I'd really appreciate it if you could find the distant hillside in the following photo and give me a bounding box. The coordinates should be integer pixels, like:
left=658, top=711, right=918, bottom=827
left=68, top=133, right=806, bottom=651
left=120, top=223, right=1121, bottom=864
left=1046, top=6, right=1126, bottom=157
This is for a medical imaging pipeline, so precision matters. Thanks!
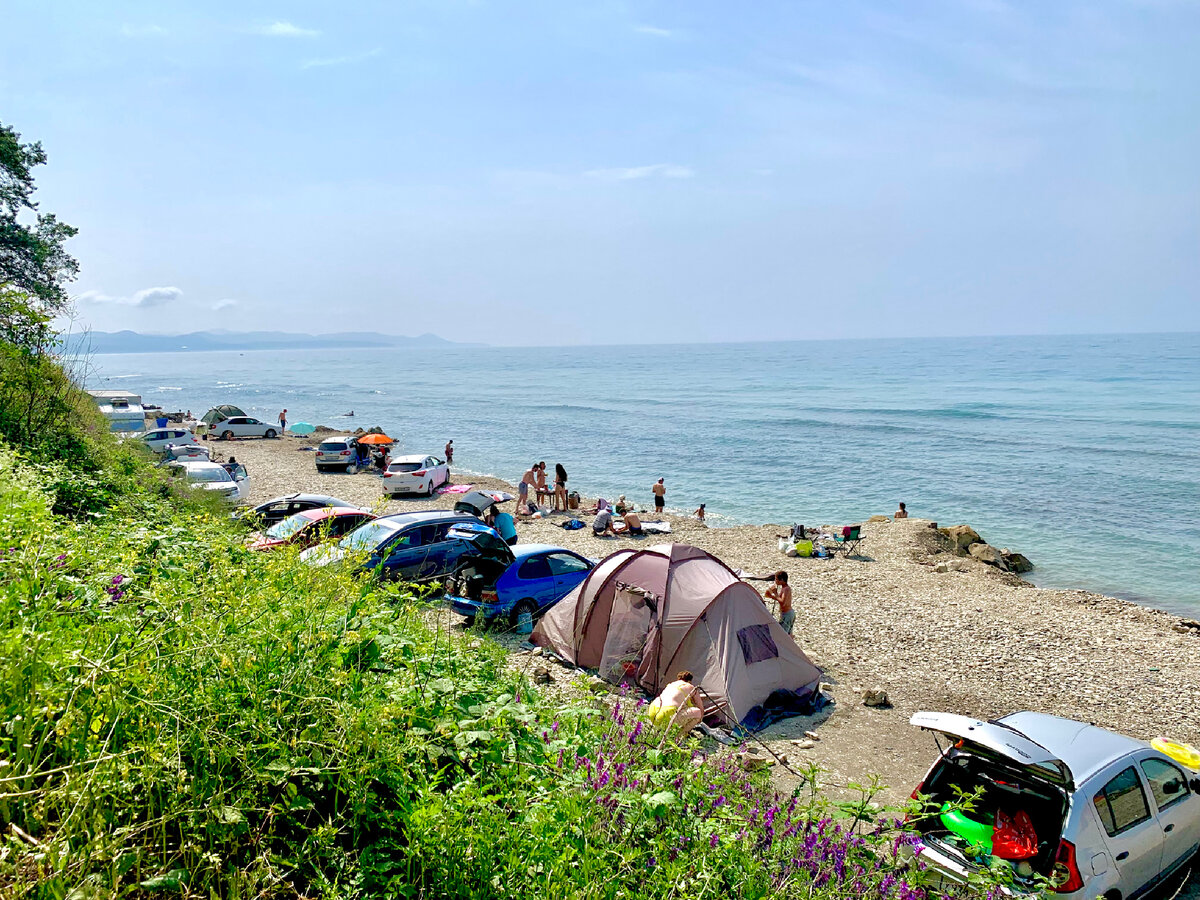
left=62, top=330, right=477, bottom=354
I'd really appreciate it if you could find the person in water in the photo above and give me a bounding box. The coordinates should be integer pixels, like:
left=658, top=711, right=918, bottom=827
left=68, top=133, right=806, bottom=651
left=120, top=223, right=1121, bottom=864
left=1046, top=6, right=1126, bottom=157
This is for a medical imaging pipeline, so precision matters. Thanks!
left=694, top=503, right=706, bottom=522
left=444, top=440, right=454, bottom=464
left=895, top=502, right=908, bottom=519
left=647, top=671, right=704, bottom=735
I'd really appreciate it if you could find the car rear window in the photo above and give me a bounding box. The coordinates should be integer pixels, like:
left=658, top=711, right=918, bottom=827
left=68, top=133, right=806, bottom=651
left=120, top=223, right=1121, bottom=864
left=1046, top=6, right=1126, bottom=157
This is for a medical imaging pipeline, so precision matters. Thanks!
left=389, top=462, right=423, bottom=473
left=319, top=442, right=348, bottom=452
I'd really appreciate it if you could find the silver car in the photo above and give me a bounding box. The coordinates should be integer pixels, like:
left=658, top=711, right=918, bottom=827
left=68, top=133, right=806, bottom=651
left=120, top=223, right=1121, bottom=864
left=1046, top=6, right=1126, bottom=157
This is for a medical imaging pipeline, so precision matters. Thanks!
left=910, top=711, right=1200, bottom=899
left=213, top=416, right=278, bottom=440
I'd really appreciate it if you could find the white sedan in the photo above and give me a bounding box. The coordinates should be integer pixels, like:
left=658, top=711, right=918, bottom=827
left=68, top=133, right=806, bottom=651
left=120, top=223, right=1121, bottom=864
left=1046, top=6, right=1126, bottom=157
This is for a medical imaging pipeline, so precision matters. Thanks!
left=382, top=455, right=450, bottom=497
left=168, top=461, right=251, bottom=502
left=139, top=427, right=201, bottom=454
left=213, top=417, right=279, bottom=440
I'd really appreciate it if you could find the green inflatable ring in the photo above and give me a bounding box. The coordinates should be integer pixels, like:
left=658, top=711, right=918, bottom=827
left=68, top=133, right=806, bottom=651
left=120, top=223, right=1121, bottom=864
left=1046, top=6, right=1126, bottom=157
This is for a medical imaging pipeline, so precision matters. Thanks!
left=940, top=804, right=993, bottom=854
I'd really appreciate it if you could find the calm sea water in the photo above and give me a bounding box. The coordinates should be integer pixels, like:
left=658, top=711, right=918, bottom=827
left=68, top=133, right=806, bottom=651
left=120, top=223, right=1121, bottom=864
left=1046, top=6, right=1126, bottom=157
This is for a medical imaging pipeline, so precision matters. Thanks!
left=88, top=333, right=1200, bottom=615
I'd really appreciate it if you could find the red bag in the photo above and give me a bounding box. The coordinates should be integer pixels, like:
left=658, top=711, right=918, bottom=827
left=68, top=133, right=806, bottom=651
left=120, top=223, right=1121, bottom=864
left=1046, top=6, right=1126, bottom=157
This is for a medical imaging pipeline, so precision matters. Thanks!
left=992, top=809, right=1038, bottom=860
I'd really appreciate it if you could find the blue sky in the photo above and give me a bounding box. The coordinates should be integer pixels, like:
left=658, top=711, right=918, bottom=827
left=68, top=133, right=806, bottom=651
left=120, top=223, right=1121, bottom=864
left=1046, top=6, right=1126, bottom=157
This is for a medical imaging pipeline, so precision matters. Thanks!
left=4, top=0, right=1199, bottom=345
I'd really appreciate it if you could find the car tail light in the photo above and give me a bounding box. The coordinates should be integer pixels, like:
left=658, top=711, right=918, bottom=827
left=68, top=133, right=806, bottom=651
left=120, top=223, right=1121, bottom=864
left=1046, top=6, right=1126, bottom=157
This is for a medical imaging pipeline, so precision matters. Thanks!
left=904, top=780, right=927, bottom=823
left=481, top=590, right=498, bottom=604
left=340, top=450, right=350, bottom=456
left=382, top=472, right=393, bottom=478
left=411, top=469, right=426, bottom=477
left=1050, top=840, right=1084, bottom=893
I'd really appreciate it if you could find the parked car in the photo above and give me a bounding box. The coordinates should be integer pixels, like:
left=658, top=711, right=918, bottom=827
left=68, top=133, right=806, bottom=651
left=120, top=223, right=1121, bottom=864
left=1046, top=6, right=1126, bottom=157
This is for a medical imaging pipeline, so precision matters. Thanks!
left=382, top=454, right=450, bottom=496
left=448, top=544, right=593, bottom=625
left=249, top=507, right=377, bottom=552
left=909, top=711, right=1200, bottom=899
left=301, top=510, right=504, bottom=582
left=213, top=416, right=279, bottom=440
left=139, top=427, right=201, bottom=454
left=315, top=436, right=367, bottom=472
left=168, top=460, right=250, bottom=502
left=238, top=493, right=360, bottom=527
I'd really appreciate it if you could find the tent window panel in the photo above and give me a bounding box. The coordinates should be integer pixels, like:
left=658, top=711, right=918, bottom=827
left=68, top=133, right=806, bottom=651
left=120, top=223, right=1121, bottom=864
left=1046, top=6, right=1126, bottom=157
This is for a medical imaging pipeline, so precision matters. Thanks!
left=737, top=624, right=779, bottom=665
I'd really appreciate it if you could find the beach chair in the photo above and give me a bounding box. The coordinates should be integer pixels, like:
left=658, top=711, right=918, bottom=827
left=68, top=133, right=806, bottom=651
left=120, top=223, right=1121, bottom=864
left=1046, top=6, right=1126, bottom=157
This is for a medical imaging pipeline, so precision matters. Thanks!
left=834, top=525, right=863, bottom=557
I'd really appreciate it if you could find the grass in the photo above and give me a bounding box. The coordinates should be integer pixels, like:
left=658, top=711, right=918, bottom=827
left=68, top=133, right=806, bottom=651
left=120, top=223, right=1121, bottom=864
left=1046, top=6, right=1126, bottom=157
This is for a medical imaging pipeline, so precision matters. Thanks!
left=0, top=441, right=1027, bottom=899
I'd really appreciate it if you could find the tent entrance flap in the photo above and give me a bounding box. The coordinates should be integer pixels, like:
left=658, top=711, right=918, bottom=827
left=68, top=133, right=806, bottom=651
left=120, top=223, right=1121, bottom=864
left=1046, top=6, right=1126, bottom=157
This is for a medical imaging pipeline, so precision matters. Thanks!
left=599, top=587, right=655, bottom=685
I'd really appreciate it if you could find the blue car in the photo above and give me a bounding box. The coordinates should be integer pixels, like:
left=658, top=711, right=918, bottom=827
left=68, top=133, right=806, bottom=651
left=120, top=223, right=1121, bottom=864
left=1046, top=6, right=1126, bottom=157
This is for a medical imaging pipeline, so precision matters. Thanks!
left=301, top=510, right=510, bottom=582
left=449, top=544, right=594, bottom=625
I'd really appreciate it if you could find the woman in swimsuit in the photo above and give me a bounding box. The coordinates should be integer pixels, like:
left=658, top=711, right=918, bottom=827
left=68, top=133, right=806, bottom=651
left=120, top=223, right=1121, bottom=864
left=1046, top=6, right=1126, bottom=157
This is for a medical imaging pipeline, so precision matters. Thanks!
left=554, top=463, right=568, bottom=511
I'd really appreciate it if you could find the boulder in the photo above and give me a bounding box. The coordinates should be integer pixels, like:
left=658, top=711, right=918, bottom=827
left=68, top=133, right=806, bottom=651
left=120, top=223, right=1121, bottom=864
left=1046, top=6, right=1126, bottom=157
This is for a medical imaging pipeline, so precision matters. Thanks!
left=867, top=515, right=890, bottom=524
left=1000, top=550, right=1034, bottom=573
left=939, top=525, right=983, bottom=552
left=968, top=542, right=1008, bottom=569
left=533, top=666, right=553, bottom=684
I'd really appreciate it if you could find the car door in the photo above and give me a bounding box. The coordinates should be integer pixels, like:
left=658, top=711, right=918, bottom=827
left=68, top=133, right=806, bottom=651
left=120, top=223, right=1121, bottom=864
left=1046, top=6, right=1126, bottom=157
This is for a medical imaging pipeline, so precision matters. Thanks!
left=514, top=555, right=556, bottom=608
left=1090, top=763, right=1164, bottom=897
left=382, top=525, right=437, bottom=578
left=430, top=457, right=448, bottom=486
left=240, top=417, right=264, bottom=437
left=144, top=430, right=167, bottom=450
left=1139, top=755, right=1200, bottom=880
left=546, top=552, right=592, bottom=602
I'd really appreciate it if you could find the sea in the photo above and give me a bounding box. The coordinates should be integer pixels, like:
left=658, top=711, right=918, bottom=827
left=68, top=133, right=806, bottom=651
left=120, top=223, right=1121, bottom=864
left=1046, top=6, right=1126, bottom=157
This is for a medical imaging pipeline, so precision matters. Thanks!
left=87, top=332, right=1200, bottom=616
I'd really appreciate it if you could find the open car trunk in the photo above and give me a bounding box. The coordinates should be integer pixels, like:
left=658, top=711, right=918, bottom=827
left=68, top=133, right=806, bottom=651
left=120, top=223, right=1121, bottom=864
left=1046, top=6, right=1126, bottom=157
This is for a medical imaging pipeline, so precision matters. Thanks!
left=910, top=713, right=1071, bottom=887
left=443, top=524, right=514, bottom=596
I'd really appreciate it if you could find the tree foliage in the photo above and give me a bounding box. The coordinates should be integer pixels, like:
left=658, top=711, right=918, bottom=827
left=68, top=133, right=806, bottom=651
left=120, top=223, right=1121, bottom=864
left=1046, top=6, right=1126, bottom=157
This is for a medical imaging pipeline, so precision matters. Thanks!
left=0, top=121, right=78, bottom=315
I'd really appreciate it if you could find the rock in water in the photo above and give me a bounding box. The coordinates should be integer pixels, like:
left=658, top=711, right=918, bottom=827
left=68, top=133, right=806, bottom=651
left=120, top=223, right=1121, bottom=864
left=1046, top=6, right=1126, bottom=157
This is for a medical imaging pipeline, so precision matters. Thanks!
left=968, top=542, right=1008, bottom=569
left=940, top=525, right=983, bottom=552
left=1001, top=550, right=1034, bottom=573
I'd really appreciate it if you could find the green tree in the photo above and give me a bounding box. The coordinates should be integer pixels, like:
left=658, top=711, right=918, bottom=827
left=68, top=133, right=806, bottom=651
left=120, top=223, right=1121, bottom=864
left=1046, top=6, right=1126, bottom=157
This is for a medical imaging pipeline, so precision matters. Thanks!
left=0, top=120, right=79, bottom=315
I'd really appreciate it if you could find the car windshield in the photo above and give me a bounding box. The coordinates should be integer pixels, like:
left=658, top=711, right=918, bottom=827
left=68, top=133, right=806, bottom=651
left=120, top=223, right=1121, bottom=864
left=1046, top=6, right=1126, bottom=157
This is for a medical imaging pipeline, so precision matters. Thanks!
left=265, top=514, right=312, bottom=540
left=188, top=467, right=232, bottom=483
left=338, top=519, right=401, bottom=552
left=389, top=462, right=422, bottom=472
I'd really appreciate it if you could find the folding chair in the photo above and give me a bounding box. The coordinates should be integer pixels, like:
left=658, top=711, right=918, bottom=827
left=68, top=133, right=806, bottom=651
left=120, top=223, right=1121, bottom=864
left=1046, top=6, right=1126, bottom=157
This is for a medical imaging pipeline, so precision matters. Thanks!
left=834, top=525, right=863, bottom=557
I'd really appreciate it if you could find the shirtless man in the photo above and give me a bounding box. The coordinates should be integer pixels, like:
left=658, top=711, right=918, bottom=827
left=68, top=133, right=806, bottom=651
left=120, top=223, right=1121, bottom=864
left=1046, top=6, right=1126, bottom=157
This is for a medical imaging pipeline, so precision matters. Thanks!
left=535, top=462, right=551, bottom=504
left=647, top=671, right=704, bottom=734
left=519, top=463, right=538, bottom=513
left=652, top=478, right=666, bottom=513
left=616, top=510, right=642, bottom=536
left=764, top=570, right=794, bottom=634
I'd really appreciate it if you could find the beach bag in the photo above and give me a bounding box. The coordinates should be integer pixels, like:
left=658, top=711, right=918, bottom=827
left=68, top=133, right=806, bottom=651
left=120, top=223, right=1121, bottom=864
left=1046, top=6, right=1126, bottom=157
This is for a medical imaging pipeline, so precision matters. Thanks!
left=561, top=518, right=585, bottom=530
left=778, top=537, right=798, bottom=557
left=794, top=540, right=814, bottom=558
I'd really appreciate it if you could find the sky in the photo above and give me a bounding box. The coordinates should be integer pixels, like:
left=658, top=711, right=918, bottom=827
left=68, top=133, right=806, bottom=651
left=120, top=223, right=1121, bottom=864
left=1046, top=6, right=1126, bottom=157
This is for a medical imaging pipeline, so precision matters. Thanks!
left=3, top=0, right=1199, bottom=346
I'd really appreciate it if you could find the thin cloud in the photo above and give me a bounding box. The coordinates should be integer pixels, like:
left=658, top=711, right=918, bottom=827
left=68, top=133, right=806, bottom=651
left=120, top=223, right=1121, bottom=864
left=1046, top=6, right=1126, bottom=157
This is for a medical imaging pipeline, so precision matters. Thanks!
left=77, top=286, right=182, bottom=308
left=212, top=298, right=239, bottom=311
left=585, top=164, right=696, bottom=181
left=120, top=23, right=167, bottom=38
left=634, top=25, right=675, bottom=37
left=302, top=48, right=383, bottom=69
left=254, top=21, right=319, bottom=38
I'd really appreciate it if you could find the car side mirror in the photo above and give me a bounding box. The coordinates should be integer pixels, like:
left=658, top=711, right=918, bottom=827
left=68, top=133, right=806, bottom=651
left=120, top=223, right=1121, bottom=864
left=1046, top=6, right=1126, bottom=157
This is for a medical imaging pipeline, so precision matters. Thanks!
left=1190, top=778, right=1200, bottom=794
left=1163, top=779, right=1183, bottom=795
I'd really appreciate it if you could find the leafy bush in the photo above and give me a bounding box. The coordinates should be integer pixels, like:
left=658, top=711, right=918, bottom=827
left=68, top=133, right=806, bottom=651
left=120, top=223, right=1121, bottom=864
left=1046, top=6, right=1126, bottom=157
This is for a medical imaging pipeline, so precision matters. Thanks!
left=0, top=450, right=1020, bottom=899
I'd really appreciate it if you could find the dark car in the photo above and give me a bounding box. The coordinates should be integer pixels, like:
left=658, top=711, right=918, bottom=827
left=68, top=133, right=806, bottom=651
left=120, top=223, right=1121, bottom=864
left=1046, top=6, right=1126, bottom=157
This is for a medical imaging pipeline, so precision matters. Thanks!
left=301, top=510, right=509, bottom=582
left=238, top=493, right=360, bottom=527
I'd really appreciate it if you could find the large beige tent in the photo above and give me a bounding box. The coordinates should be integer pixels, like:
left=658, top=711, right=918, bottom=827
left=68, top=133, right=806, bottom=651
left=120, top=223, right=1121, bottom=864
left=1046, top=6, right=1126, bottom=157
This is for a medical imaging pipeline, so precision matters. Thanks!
left=533, top=543, right=823, bottom=727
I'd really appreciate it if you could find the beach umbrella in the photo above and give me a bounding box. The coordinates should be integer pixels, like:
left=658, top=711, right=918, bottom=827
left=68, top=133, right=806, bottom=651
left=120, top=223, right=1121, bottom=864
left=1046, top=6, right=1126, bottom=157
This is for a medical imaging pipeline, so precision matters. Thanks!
left=357, top=433, right=394, bottom=445
left=288, top=422, right=316, bottom=435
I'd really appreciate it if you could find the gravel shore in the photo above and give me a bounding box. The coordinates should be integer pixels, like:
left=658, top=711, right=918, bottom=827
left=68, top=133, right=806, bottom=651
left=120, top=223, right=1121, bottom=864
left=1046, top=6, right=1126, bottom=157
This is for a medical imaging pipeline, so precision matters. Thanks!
left=219, top=435, right=1200, bottom=809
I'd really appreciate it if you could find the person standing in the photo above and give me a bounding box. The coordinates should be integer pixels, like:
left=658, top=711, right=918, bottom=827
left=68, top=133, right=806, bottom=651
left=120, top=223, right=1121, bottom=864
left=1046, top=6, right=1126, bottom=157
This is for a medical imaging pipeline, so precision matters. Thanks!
left=279, top=409, right=287, bottom=433
left=519, top=462, right=538, bottom=514
left=554, top=463, right=568, bottom=511
left=445, top=440, right=454, bottom=464
left=764, top=570, right=794, bottom=634
left=652, top=478, right=666, bottom=514
left=535, top=462, right=551, bottom=505
left=694, top=503, right=706, bottom=522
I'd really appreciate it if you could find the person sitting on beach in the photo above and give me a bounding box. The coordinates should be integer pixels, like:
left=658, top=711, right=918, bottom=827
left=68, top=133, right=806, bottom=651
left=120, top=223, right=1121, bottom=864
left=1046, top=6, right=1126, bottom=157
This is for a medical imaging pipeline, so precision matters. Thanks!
left=694, top=503, right=706, bottom=522
left=519, top=463, right=538, bottom=513
left=616, top=510, right=643, bottom=536
left=592, top=507, right=617, bottom=536
left=535, top=462, right=551, bottom=505
left=894, top=502, right=908, bottom=520
left=764, top=570, right=794, bottom=634
left=646, top=671, right=704, bottom=735
left=614, top=495, right=628, bottom=515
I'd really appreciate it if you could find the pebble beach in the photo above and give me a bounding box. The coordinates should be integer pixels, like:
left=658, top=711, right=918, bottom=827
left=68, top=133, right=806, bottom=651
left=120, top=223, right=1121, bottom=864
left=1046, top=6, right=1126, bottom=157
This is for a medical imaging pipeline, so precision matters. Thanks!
left=220, top=433, right=1200, bottom=809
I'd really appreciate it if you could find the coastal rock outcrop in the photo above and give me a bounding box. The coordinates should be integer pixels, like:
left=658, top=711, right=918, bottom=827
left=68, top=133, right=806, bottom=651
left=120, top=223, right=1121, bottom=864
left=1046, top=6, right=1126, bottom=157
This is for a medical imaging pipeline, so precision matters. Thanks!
left=940, top=525, right=982, bottom=552
left=968, top=542, right=1008, bottom=569
left=1000, top=549, right=1034, bottom=573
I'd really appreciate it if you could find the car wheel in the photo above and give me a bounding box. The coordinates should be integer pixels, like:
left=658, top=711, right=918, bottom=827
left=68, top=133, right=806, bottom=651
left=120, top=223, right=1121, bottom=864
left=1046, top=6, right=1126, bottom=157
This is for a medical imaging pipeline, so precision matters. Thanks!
left=347, top=464, right=357, bottom=475
left=221, top=430, right=234, bottom=441
left=264, top=428, right=277, bottom=439
left=316, top=465, right=328, bottom=472
left=510, top=599, right=537, bottom=627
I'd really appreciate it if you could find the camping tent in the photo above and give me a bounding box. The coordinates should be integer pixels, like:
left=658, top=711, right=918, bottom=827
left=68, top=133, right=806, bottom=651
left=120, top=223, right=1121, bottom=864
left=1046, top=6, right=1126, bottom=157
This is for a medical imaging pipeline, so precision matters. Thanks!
left=201, top=405, right=246, bottom=426
left=533, top=543, right=822, bottom=728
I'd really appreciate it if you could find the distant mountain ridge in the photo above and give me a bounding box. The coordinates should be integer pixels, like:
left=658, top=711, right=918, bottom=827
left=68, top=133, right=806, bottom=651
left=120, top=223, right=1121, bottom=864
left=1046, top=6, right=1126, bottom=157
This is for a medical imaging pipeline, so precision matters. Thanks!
left=63, top=330, right=475, bottom=354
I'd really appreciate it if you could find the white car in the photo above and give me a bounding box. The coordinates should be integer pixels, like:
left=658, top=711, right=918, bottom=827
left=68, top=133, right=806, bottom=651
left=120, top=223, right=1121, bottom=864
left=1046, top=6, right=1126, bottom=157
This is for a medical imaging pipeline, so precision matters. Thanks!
left=139, top=427, right=201, bottom=454
left=168, top=461, right=251, bottom=502
left=315, top=436, right=366, bottom=472
left=382, top=454, right=450, bottom=497
left=213, top=417, right=279, bottom=440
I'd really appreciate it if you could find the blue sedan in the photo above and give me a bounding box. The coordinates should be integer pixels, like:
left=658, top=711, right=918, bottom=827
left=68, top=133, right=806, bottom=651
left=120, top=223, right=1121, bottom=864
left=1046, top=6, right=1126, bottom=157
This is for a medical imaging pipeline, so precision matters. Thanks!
left=449, top=544, right=593, bottom=625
